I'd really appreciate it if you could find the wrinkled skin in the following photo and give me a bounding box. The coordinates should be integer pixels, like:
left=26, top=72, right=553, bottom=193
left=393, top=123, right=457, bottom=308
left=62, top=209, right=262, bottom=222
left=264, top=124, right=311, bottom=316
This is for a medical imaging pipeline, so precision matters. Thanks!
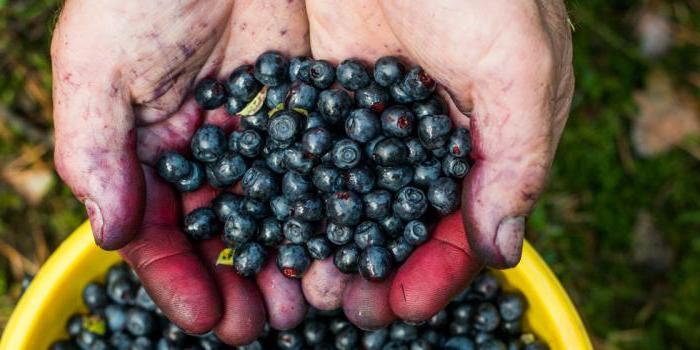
left=52, top=0, right=573, bottom=343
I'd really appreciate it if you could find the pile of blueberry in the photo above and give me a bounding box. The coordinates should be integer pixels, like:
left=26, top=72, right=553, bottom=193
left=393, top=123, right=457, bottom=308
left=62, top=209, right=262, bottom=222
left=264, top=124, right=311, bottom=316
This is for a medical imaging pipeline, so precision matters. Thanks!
left=156, top=51, right=472, bottom=281
left=50, top=262, right=548, bottom=350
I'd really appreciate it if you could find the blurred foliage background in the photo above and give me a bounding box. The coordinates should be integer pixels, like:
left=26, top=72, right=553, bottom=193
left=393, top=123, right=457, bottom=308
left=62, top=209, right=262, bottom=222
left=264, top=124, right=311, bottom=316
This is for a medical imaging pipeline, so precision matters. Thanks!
left=0, top=0, right=699, bottom=349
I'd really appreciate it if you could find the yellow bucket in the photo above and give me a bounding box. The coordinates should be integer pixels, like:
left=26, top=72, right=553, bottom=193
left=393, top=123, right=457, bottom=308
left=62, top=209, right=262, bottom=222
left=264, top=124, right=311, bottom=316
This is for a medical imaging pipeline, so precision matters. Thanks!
left=1, top=221, right=593, bottom=349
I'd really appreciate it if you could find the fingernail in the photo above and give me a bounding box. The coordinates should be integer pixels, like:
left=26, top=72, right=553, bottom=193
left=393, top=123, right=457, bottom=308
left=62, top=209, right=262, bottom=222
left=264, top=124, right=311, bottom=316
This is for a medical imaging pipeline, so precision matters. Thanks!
left=84, top=199, right=104, bottom=245
left=495, top=216, right=525, bottom=268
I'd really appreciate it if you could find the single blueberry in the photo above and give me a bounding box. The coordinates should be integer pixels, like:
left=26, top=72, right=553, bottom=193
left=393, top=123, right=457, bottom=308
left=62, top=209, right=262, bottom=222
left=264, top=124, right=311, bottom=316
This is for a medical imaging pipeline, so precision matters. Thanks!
left=191, top=124, right=227, bottom=162
left=401, top=66, right=436, bottom=100
left=266, top=148, right=288, bottom=173
left=405, top=138, right=428, bottom=164
left=306, top=111, right=327, bottom=130
left=282, top=171, right=313, bottom=201
left=372, top=137, right=409, bottom=166
left=241, top=106, right=269, bottom=131
left=103, top=306, right=127, bottom=335
left=241, top=198, right=270, bottom=219
left=418, top=114, right=452, bottom=150
left=381, top=106, right=415, bottom=138
left=326, top=191, right=363, bottom=226
left=134, top=286, right=155, bottom=311
left=326, top=222, right=354, bottom=246
left=480, top=340, right=507, bottom=350
left=226, top=94, right=248, bottom=116
left=359, top=246, right=392, bottom=281
left=292, top=195, right=324, bottom=221
left=474, top=332, right=495, bottom=345
left=354, top=221, right=385, bottom=249
left=312, top=164, right=345, bottom=193
left=379, top=214, right=404, bottom=237
left=442, top=155, right=470, bottom=178
left=174, top=161, right=204, bottom=192
left=393, top=187, right=428, bottom=221
left=363, top=190, right=392, bottom=220
left=237, top=129, right=264, bottom=158
left=183, top=208, right=219, bottom=240
left=387, top=237, right=413, bottom=263
left=242, top=165, right=278, bottom=200
left=390, top=322, right=418, bottom=342
left=345, top=108, right=381, bottom=143
left=309, top=59, right=336, bottom=89
left=290, top=56, right=313, bottom=83
left=126, top=308, right=154, bottom=336
left=374, top=56, right=405, bottom=87
left=109, top=332, right=132, bottom=350
left=427, top=309, right=449, bottom=328
left=303, top=127, right=333, bottom=158
left=156, top=152, right=191, bottom=182
left=449, top=321, right=470, bottom=336
left=67, top=314, right=83, bottom=337
left=329, top=318, right=352, bottom=333
left=412, top=96, right=447, bottom=118
left=472, top=273, right=501, bottom=301
left=498, top=293, right=525, bottom=321
left=335, top=325, right=360, bottom=350
left=336, top=59, right=370, bottom=91
left=194, top=78, right=227, bottom=109
left=106, top=263, right=130, bottom=287
left=422, top=330, right=446, bottom=347
left=285, top=144, right=317, bottom=174
left=277, top=243, right=311, bottom=279
left=234, top=242, right=267, bottom=276
left=286, top=81, right=319, bottom=111
left=211, top=192, right=243, bottom=221
left=270, top=195, right=293, bottom=222
left=162, top=322, right=186, bottom=346
left=266, top=82, right=291, bottom=109
left=83, top=282, right=108, bottom=312
left=227, top=64, right=262, bottom=101
left=223, top=212, right=257, bottom=245
left=413, top=159, right=442, bottom=188
left=254, top=51, right=289, bottom=87
left=390, top=81, right=414, bottom=104
left=307, top=236, right=333, bottom=260
left=403, top=220, right=430, bottom=246
left=409, top=339, right=433, bottom=350
left=317, top=89, right=353, bottom=125
left=277, top=330, right=304, bottom=350
left=259, top=217, right=284, bottom=246
left=453, top=303, right=473, bottom=323
left=376, top=166, right=414, bottom=192
left=355, top=83, right=390, bottom=113
left=206, top=151, right=247, bottom=187
left=345, top=166, right=375, bottom=194
left=382, top=341, right=410, bottom=350
left=334, top=243, right=360, bottom=273
left=362, top=329, right=389, bottom=350
left=447, top=128, right=472, bottom=158
left=130, top=337, right=153, bottom=350
left=443, top=336, right=475, bottom=350
left=332, top=139, right=362, bottom=169
left=283, top=218, right=314, bottom=244
left=500, top=319, right=522, bottom=337
left=473, top=303, right=501, bottom=332
left=364, top=135, right=388, bottom=159
left=303, top=320, right=328, bottom=345
left=427, top=177, right=460, bottom=215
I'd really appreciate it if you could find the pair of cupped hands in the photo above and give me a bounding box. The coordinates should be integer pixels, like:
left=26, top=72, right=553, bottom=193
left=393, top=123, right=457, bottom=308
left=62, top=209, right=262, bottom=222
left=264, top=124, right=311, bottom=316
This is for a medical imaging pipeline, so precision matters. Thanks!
left=51, top=0, right=573, bottom=345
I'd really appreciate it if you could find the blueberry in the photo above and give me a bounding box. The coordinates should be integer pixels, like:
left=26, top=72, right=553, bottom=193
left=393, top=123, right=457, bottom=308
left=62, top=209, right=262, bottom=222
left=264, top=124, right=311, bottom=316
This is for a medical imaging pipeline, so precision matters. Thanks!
left=412, top=96, right=447, bottom=118
left=403, top=220, right=429, bottom=246
left=379, top=214, right=404, bottom=237
left=194, top=78, right=227, bottom=109
left=277, top=244, right=311, bottom=278
left=326, top=223, right=354, bottom=245
left=329, top=318, right=352, bottom=333
left=413, top=159, right=442, bottom=188
left=381, top=106, right=415, bottom=138
left=472, top=274, right=500, bottom=300
left=292, top=195, right=324, bottom=221
left=67, top=314, right=83, bottom=336
left=383, top=341, right=410, bottom=350
left=241, top=198, right=270, bottom=219
left=284, top=218, right=314, bottom=243
left=282, top=171, right=313, bottom=200
left=390, top=82, right=414, bottom=104
left=374, top=56, right=405, bottom=87
left=317, top=89, right=352, bottom=125
left=107, top=276, right=136, bottom=305
left=156, top=152, right=191, bottom=182
left=432, top=145, right=449, bottom=158
left=268, top=109, right=303, bottom=145
left=89, top=339, right=110, bottom=350
left=303, top=320, right=328, bottom=345
left=444, top=336, right=475, bottom=350
left=362, top=329, right=389, bottom=350
left=277, top=330, right=304, bottom=350
left=410, top=339, right=433, bottom=350
left=354, top=221, right=385, bottom=249
left=306, top=111, right=327, bottom=130
left=480, top=340, right=507, bottom=350
left=473, top=332, right=495, bottom=345
left=207, top=151, right=247, bottom=187
left=242, top=165, right=278, bottom=200
left=266, top=148, right=288, bottom=173
left=336, top=59, right=370, bottom=91
left=226, top=95, right=247, bottom=116
left=254, top=51, right=289, bottom=87
left=422, top=330, right=446, bottom=347
left=233, top=242, right=267, bottom=276
left=106, top=263, right=130, bottom=287
left=134, top=286, right=155, bottom=311
left=285, top=144, right=316, bottom=174
left=326, top=191, right=363, bottom=226
left=191, top=124, right=227, bottom=162
left=345, top=108, right=381, bottom=143
left=390, top=322, right=418, bottom=342
left=162, top=322, right=186, bottom=346
left=241, top=106, right=269, bottom=131
left=500, top=319, right=522, bottom=337
left=227, top=64, right=262, bottom=101
left=376, top=166, right=414, bottom=192
left=393, top=187, right=428, bottom=221
left=442, top=155, right=470, bottom=178
left=372, top=137, right=409, bottom=166
left=312, top=164, right=345, bottom=193
left=346, top=166, right=375, bottom=193
left=523, top=341, right=549, bottom=350
left=199, top=332, right=226, bottom=350
left=76, top=330, right=100, bottom=349
left=286, top=81, right=318, bottom=111
left=223, top=212, right=257, bottom=245
left=418, top=114, right=452, bottom=150
left=453, top=304, right=473, bottom=323
left=266, top=82, right=291, bottom=109
left=447, top=128, right=472, bottom=157
left=126, top=308, right=154, bottom=337
left=175, top=161, right=204, bottom=192
left=365, top=135, right=388, bottom=159
left=427, top=309, right=448, bottom=328
left=309, top=59, right=336, bottom=89
left=237, top=129, right=264, bottom=158
left=228, top=131, right=242, bottom=152
left=498, top=293, right=525, bottom=321
left=109, top=332, right=132, bottom=350
left=427, top=177, right=460, bottom=215
left=449, top=321, right=470, bottom=336
left=258, top=217, right=284, bottom=246
left=183, top=208, right=219, bottom=240
left=387, top=237, right=413, bottom=263
left=83, top=282, right=108, bottom=311
left=401, top=66, right=435, bottom=100
left=473, top=303, right=501, bottom=332
left=332, top=139, right=362, bottom=169
left=359, top=246, right=392, bottom=281
left=334, top=243, right=360, bottom=273
left=355, top=83, right=390, bottom=113
left=363, top=190, right=392, bottom=220
left=307, top=236, right=333, bottom=260
left=290, top=56, right=313, bottom=83
left=335, top=325, right=360, bottom=350
left=405, top=138, right=428, bottom=164
left=303, top=127, right=333, bottom=158
left=211, top=192, right=243, bottom=221
left=50, top=340, right=79, bottom=350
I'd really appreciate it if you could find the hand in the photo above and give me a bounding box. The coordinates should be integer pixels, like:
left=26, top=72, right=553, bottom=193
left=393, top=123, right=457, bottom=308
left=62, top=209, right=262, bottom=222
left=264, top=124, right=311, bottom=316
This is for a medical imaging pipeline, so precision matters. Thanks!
left=52, top=0, right=311, bottom=344
left=301, top=0, right=574, bottom=328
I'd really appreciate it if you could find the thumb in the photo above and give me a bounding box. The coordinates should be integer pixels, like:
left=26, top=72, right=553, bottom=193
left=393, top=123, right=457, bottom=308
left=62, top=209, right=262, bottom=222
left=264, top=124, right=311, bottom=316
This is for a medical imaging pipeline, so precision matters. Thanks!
left=53, top=65, right=144, bottom=250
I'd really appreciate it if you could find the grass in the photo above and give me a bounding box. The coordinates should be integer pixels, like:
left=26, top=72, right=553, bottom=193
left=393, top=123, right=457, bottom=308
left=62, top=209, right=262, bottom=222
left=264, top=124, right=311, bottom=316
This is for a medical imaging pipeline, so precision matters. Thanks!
left=0, top=0, right=699, bottom=349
